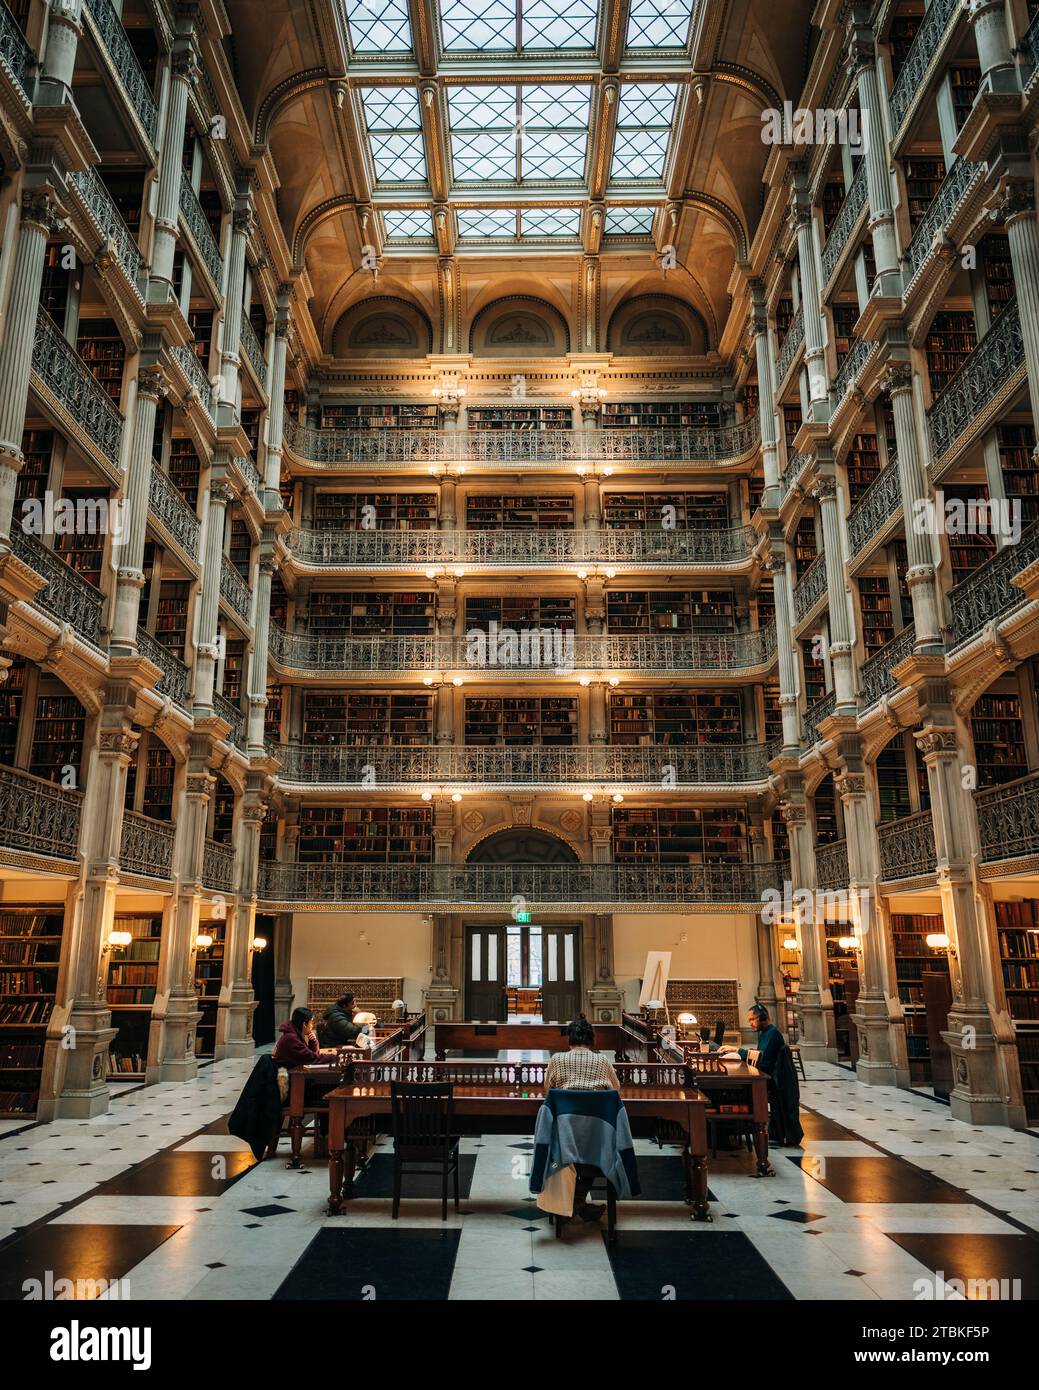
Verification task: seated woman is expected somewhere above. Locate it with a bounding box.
[273,1007,338,1067]
[543,1015,621,1224]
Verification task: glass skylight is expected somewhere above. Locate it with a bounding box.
[457,207,519,237]
[344,0,413,53]
[448,84,592,183]
[625,0,692,49]
[610,83,678,181]
[440,0,598,52]
[455,206,583,239]
[360,88,427,184]
[382,209,435,239]
[522,206,581,237]
[606,205,657,235]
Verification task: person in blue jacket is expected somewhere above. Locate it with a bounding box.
[748,1003,804,1147]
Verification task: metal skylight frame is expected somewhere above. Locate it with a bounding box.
[604,204,658,236]
[454,205,583,241]
[439,0,600,53]
[447,83,593,185]
[382,209,436,240]
[624,0,693,49]
[343,0,414,55]
[359,87,428,185]
[610,82,679,182]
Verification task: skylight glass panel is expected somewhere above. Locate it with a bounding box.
[611,83,678,181]
[606,205,656,235]
[523,0,598,48]
[440,0,598,51]
[360,88,427,183]
[625,0,692,48]
[441,0,516,49]
[522,206,581,237]
[344,0,413,53]
[382,210,434,239]
[448,85,592,183]
[457,208,519,238]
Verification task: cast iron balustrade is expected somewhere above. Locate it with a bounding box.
[11,532,105,648]
[0,0,33,98]
[267,625,777,675]
[68,167,146,301]
[119,811,174,879]
[949,518,1039,645]
[136,628,190,708]
[804,690,836,745]
[33,310,124,466]
[273,742,774,788]
[213,692,246,747]
[847,459,901,553]
[148,464,200,560]
[776,308,804,384]
[1023,10,1039,79]
[0,765,82,863]
[219,555,252,620]
[202,838,235,892]
[179,175,223,287]
[889,0,959,133]
[975,772,1039,863]
[282,416,759,468]
[878,812,937,880]
[237,452,263,497]
[820,163,868,285]
[782,450,809,495]
[833,337,875,405]
[815,838,849,890]
[858,623,916,710]
[928,299,1023,465]
[903,158,983,286]
[257,860,789,909]
[171,344,215,419]
[239,314,266,386]
[793,553,827,623]
[83,0,159,142]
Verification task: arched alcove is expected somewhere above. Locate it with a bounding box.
[606,294,709,356]
[330,296,432,358]
[466,827,579,864]
[469,297,571,356]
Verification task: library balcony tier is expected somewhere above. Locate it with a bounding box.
[879,812,938,883]
[178,175,224,296]
[67,167,146,306]
[82,0,159,148]
[902,158,985,293]
[976,772,1039,865]
[119,812,175,882]
[148,464,202,565]
[0,1,33,100]
[0,766,83,869]
[775,308,805,390]
[927,300,1025,473]
[949,519,1039,646]
[889,0,960,141]
[820,163,868,291]
[134,628,190,709]
[847,460,902,560]
[815,838,849,892]
[858,623,917,712]
[30,311,124,487]
[11,532,106,651]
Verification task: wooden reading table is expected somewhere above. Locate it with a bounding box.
[658,1042,773,1176]
[433,1019,650,1062]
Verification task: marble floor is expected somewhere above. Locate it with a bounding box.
[0,1057,1037,1301]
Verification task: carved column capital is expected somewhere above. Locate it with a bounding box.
[136,364,170,403]
[914,727,959,759]
[21,189,63,235]
[883,361,914,396]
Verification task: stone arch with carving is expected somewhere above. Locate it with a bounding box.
[465,825,583,864]
[330,294,433,359]
[253,68,332,148]
[606,293,710,356]
[469,296,571,357]
[290,194,355,272]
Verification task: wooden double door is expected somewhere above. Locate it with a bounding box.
[465,922,580,1022]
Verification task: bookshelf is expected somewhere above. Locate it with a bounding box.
[611,806,748,865]
[876,742,912,822]
[464,697,578,745]
[891,912,949,1083]
[775,296,795,343]
[821,173,845,238]
[198,189,222,244]
[302,691,433,745]
[603,492,729,529]
[600,402,721,429]
[763,680,783,745]
[298,806,433,864]
[892,540,914,624]
[981,234,1013,323]
[903,156,945,228]
[143,742,176,819]
[802,637,826,708]
[994,900,1039,1123]
[608,691,743,745]
[814,775,840,845]
[859,574,895,656]
[222,637,245,703]
[39,242,70,329]
[794,515,817,577]
[465,595,576,630]
[998,424,1039,525]
[193,921,225,1059]
[53,489,108,586]
[314,492,438,530]
[279,476,296,514]
[265,681,284,739]
[926,311,977,397]
[770,809,789,861]
[970,690,1028,787]
[742,383,759,418]
[832,302,859,369]
[107,916,161,1079]
[155,581,190,657]
[826,920,859,1058]
[28,694,84,783]
[845,433,881,502]
[747,474,764,516]
[168,437,201,509]
[466,495,575,530]
[240,408,261,458]
[16,428,52,504]
[0,909,64,1115]
[756,579,775,629]
[888,12,921,77]
[76,318,126,403]
[605,589,735,634]
[310,591,435,637]
[783,404,802,453]
[0,657,25,766]
[321,404,439,430]
[229,518,251,579]
[949,64,980,131]
[467,406,572,431]
[188,309,213,363]
[270,576,288,627]
[944,484,997,579]
[211,781,235,843]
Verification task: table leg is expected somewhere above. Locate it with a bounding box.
[680,1144,694,1204]
[289,1116,303,1169]
[342,1138,358,1199]
[691,1153,711,1222]
[753,1121,775,1177]
[327,1147,343,1215]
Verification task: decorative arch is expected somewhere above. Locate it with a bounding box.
[469,296,570,357]
[606,293,710,356]
[253,68,331,148]
[682,192,750,264]
[466,826,581,864]
[330,295,433,359]
[291,194,355,272]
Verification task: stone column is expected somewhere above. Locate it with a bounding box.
[749,279,781,502]
[783,793,837,1060]
[439,478,456,531]
[37,0,83,107]
[588,680,607,744]
[425,913,460,1022]
[884,362,943,646]
[264,291,290,508]
[765,550,802,749]
[583,478,601,534]
[111,366,167,650]
[435,680,454,744]
[966,0,1018,95]
[273,913,294,1025]
[789,172,829,410]
[0,192,63,543]
[247,551,276,753]
[751,816,783,1024]
[814,476,857,708]
[149,21,196,299]
[219,201,256,414]
[588,912,622,1024]
[846,10,901,291]
[216,785,264,1056]
[193,475,233,711]
[1000,181,1039,425]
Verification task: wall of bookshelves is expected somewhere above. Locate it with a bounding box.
[466,495,574,529]
[801,638,826,707]
[845,434,881,502]
[892,541,914,624]
[265,681,284,738]
[783,404,802,453]
[0,908,64,1114]
[321,404,439,430]
[876,741,913,821]
[814,774,841,845]
[599,402,722,429]
[28,693,85,783]
[126,739,176,820]
[303,691,433,745]
[763,680,782,745]
[998,424,1039,525]
[76,318,126,403]
[602,491,729,529]
[107,916,162,1079]
[794,515,817,577]
[314,493,438,530]
[609,691,743,745]
[926,311,977,397]
[467,407,571,431]
[464,696,578,745]
[981,234,1013,323]
[832,302,858,370]
[39,242,71,329]
[193,921,225,1059]
[465,595,575,630]
[228,519,251,579]
[859,574,895,656]
[994,899,1039,1124]
[889,13,922,77]
[970,687,1029,786]
[605,589,734,634]
[298,806,433,863]
[891,912,949,1083]
[948,63,980,131]
[943,484,997,579]
[155,581,190,657]
[0,657,25,766]
[16,428,52,504]
[53,489,108,586]
[821,171,845,238]
[611,806,748,865]
[167,438,201,509]
[903,156,945,229]
[310,591,436,637]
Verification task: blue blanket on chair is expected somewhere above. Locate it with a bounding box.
[529,1088,640,1198]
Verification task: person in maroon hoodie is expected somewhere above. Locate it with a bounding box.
[273,1007,337,1067]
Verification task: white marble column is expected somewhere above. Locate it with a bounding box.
[37,0,83,107]
[789,174,829,409]
[247,553,275,753]
[193,476,233,711]
[1000,181,1039,426]
[884,362,943,646]
[111,367,167,650]
[845,12,901,290]
[749,279,781,502]
[149,31,196,298]
[814,476,857,707]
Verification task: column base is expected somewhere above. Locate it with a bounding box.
[796,993,837,1062]
[214,989,258,1059]
[853,1000,909,1088]
[587,984,624,1025]
[150,994,201,1082]
[274,977,294,1028]
[48,1006,118,1120]
[423,982,461,1023]
[944,1013,1016,1128]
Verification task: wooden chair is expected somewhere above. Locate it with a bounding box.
[389,1081,459,1220]
[553,1169,618,1246]
[789,1043,807,1081]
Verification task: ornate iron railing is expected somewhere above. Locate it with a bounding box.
[119,810,174,879]
[0,765,82,863]
[136,628,190,708]
[0,0,34,99]
[815,838,849,891]
[257,860,789,908]
[847,459,901,554]
[949,518,1039,645]
[804,690,836,745]
[219,555,252,620]
[273,742,774,787]
[858,623,916,710]
[213,692,246,748]
[68,166,145,300]
[820,162,868,285]
[239,314,266,386]
[776,308,804,384]
[833,336,875,405]
[202,837,235,892]
[32,310,124,464]
[889,0,959,133]
[928,299,1023,465]
[288,525,755,568]
[148,464,200,559]
[11,532,105,648]
[171,344,216,419]
[975,772,1039,863]
[237,452,263,497]
[283,416,760,468]
[782,450,810,495]
[878,812,936,881]
[179,175,222,286]
[267,625,777,675]
[83,0,159,142]
[793,553,827,623]
[903,158,984,286]
[1022,9,1039,79]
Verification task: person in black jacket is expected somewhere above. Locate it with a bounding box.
[319,993,367,1047]
[748,1003,804,1147]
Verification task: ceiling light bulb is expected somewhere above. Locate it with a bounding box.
[582,792,594,802]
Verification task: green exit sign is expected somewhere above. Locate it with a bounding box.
[515,910,531,923]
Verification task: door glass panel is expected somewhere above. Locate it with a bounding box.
[487,931,498,981]
[506,926,522,986]
[529,927,543,986]
[471,932,481,981]
[546,931,558,982]
[564,932,575,981]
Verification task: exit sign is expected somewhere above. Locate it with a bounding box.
[515,910,531,923]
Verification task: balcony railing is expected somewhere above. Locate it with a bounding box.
[820,163,868,285]
[288,525,755,568]
[237,451,263,497]
[171,344,215,420]
[202,837,235,893]
[1022,10,1039,79]
[815,838,849,891]
[11,532,105,648]
[928,299,1023,466]
[903,158,984,286]
[149,464,200,560]
[257,860,788,909]
[804,690,836,745]
[793,554,827,623]
[949,519,1039,646]
[273,742,774,788]
[268,625,777,676]
[179,175,222,287]
[0,765,82,863]
[219,556,252,620]
[214,692,246,748]
[283,416,760,468]
[776,308,804,384]
[239,314,266,386]
[136,628,190,708]
[33,310,124,466]
[975,772,1039,864]
[68,166,145,301]
[833,337,875,405]
[847,460,901,554]
[83,0,159,143]
[878,812,936,881]
[120,810,174,879]
[889,0,959,134]
[782,450,810,495]
[859,623,916,711]
[0,0,33,99]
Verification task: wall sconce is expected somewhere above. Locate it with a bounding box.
[251,936,268,952]
[837,935,860,951]
[106,929,132,955]
[782,936,799,951]
[452,676,464,687]
[195,933,214,952]
[582,791,594,802]
[421,790,433,801]
[451,792,463,802]
[571,372,606,407]
[612,792,624,803]
[431,372,467,406]
[925,932,951,949]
